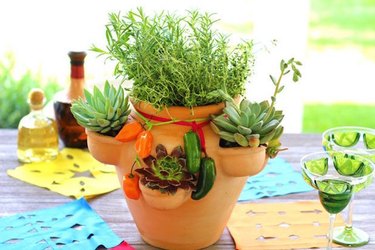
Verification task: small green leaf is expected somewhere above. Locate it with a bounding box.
[110,120,120,128]
[234,133,249,147]
[84,89,93,105]
[294,68,302,77]
[291,64,297,71]
[292,73,299,82]
[90,46,107,54]
[269,75,276,85]
[280,59,286,71]
[104,81,111,96]
[219,131,236,142]
[97,118,111,127]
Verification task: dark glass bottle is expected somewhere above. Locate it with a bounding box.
[53,51,87,148]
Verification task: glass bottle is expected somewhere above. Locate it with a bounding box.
[53,51,87,148]
[17,88,59,163]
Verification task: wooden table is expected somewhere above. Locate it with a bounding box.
[1,130,374,249]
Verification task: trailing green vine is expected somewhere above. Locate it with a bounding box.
[265,58,302,121]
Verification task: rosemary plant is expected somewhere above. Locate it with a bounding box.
[92,8,254,109]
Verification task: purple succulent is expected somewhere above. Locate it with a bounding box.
[135,144,196,194]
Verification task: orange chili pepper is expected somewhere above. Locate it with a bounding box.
[123,161,141,200]
[115,120,144,142]
[123,173,141,200]
[135,130,153,158]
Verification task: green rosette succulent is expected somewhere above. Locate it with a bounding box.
[210,58,302,158]
[71,81,130,135]
[211,99,284,149]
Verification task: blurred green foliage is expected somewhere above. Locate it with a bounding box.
[309,0,375,58]
[0,52,61,128]
[303,103,375,133]
[304,0,375,133]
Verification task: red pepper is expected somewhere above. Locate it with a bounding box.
[123,161,141,200]
[135,130,153,158]
[115,120,144,142]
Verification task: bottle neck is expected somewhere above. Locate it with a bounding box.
[71,64,84,78]
[68,77,85,101]
[68,64,85,101]
[30,108,43,114]
[29,108,44,119]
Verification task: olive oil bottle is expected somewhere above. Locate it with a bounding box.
[17,88,59,163]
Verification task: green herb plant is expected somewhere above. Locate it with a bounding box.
[92,8,254,109]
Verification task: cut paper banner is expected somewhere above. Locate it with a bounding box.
[0,198,131,250]
[111,241,135,250]
[7,148,120,199]
[239,158,313,201]
[227,200,345,250]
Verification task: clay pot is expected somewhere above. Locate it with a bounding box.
[139,183,192,210]
[218,146,268,177]
[86,101,268,249]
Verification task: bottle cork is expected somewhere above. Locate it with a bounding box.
[28,88,45,110]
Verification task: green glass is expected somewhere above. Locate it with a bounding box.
[317,179,352,214]
[301,151,373,250]
[322,127,375,246]
[323,126,375,151]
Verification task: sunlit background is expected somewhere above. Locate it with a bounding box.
[1,0,374,132]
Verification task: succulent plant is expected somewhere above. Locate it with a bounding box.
[71,81,130,136]
[210,58,302,158]
[135,144,196,194]
[211,99,284,149]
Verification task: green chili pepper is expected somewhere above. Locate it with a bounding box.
[184,130,201,174]
[192,157,216,200]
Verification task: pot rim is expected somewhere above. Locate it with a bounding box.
[131,99,226,120]
[86,129,122,144]
[216,144,266,156]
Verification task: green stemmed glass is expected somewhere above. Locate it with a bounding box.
[322,126,375,246]
[300,151,374,250]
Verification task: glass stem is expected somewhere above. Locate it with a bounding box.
[327,213,336,250]
[345,194,354,229]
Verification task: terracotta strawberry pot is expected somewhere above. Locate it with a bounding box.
[86,101,269,249]
[218,146,268,177]
[139,183,192,210]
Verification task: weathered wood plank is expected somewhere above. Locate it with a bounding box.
[0,130,374,249]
